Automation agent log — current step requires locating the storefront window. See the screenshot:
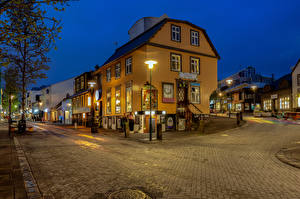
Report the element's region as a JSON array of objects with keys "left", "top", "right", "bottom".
[
  {"left": 263, "top": 100, "right": 272, "bottom": 111},
  {"left": 298, "top": 95, "right": 300, "bottom": 107},
  {"left": 115, "top": 86, "right": 121, "bottom": 114},
  {"left": 106, "top": 89, "right": 111, "bottom": 114},
  {"left": 142, "top": 84, "right": 158, "bottom": 110},
  {"left": 190, "top": 83, "right": 200, "bottom": 103},
  {"left": 126, "top": 82, "right": 132, "bottom": 112},
  {"left": 279, "top": 97, "right": 289, "bottom": 109}
]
